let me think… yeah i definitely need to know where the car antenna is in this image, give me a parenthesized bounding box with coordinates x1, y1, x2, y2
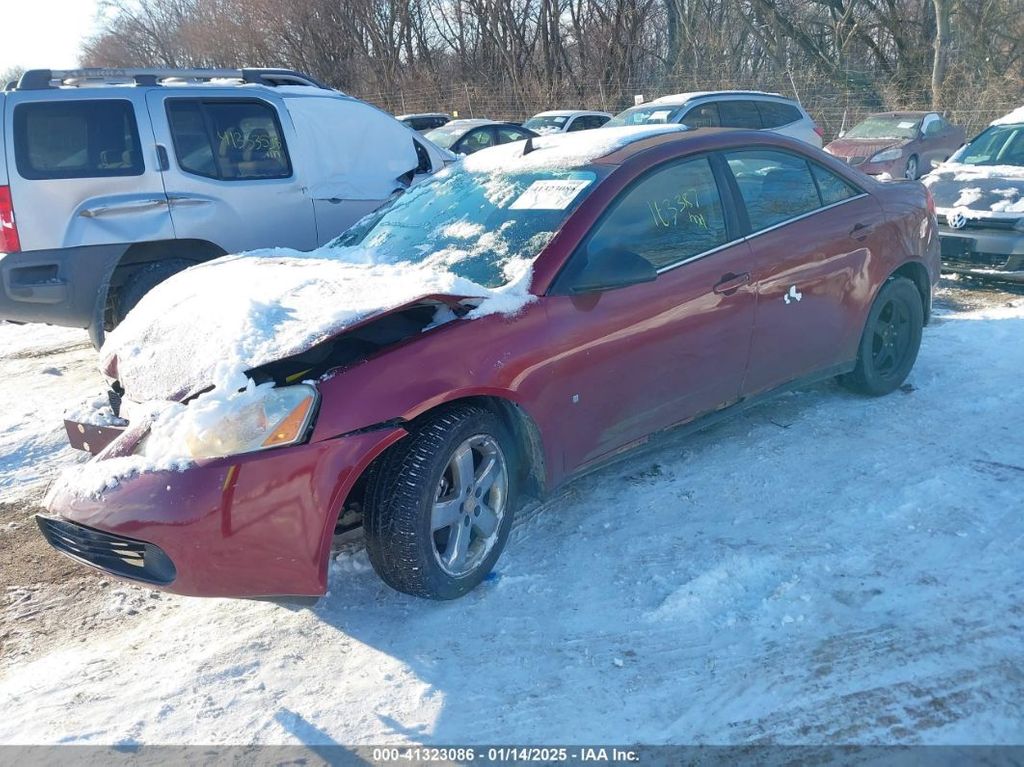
(522, 137, 536, 155)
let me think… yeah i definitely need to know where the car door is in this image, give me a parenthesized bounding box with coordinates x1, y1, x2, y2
(146, 92, 318, 253)
(540, 154, 756, 472)
(722, 148, 884, 396)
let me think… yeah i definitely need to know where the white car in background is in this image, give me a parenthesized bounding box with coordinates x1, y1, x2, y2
(523, 110, 612, 135)
(606, 90, 823, 147)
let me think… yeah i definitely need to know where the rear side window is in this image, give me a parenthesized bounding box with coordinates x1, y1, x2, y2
(726, 149, 860, 231)
(811, 164, 859, 206)
(756, 101, 803, 128)
(166, 99, 291, 181)
(587, 157, 729, 269)
(13, 100, 143, 180)
(717, 101, 763, 129)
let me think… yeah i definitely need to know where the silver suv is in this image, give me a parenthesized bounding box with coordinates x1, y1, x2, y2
(606, 90, 824, 147)
(0, 68, 453, 346)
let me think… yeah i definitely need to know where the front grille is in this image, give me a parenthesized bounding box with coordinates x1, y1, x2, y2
(36, 515, 176, 585)
(938, 214, 1018, 231)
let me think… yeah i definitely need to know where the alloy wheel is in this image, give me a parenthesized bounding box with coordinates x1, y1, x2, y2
(870, 297, 912, 377)
(431, 434, 508, 577)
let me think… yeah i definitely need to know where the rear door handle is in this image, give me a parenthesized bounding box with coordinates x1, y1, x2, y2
(850, 222, 875, 241)
(713, 272, 751, 295)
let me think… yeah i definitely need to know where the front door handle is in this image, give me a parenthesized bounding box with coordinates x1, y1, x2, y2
(850, 222, 874, 241)
(713, 272, 751, 295)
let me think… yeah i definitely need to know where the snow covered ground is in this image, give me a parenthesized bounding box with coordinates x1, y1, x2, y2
(0, 284, 1022, 745)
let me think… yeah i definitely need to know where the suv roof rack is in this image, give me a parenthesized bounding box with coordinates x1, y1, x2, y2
(16, 67, 332, 91)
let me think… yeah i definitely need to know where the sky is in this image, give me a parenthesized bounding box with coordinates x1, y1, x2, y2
(0, 0, 105, 74)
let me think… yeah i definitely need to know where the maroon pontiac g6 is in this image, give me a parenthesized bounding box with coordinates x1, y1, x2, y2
(39, 126, 940, 600)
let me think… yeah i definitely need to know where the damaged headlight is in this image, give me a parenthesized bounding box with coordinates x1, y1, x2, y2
(139, 383, 319, 461)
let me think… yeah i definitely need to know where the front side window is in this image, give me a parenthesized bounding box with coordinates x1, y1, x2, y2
(680, 103, 720, 129)
(459, 128, 496, 153)
(717, 101, 763, 129)
(585, 157, 729, 270)
(14, 100, 143, 180)
(166, 99, 291, 181)
(811, 164, 859, 206)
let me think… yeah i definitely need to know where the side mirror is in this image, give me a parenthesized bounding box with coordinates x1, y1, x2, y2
(930, 158, 943, 169)
(569, 247, 657, 294)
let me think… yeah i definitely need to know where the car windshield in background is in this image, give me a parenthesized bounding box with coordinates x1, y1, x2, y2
(334, 165, 609, 287)
(524, 116, 568, 131)
(845, 116, 920, 140)
(606, 105, 680, 127)
(950, 124, 1024, 167)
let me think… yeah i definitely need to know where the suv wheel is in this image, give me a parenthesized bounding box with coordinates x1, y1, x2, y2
(904, 155, 919, 180)
(112, 259, 193, 327)
(841, 277, 923, 396)
(363, 405, 517, 599)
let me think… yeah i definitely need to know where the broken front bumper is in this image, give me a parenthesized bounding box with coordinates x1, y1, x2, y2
(41, 423, 406, 598)
(938, 223, 1024, 281)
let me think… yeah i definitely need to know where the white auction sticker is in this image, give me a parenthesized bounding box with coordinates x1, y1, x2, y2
(509, 179, 593, 210)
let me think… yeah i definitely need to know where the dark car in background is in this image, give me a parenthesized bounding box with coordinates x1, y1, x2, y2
(41, 126, 938, 601)
(825, 111, 965, 180)
(398, 112, 451, 132)
(424, 119, 537, 154)
(923, 107, 1024, 281)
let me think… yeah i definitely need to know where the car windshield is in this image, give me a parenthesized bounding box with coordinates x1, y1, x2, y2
(950, 123, 1024, 167)
(524, 115, 568, 131)
(424, 125, 476, 150)
(333, 164, 608, 287)
(845, 116, 921, 140)
(606, 104, 681, 127)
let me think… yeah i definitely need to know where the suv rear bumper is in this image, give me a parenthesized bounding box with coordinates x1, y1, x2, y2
(0, 244, 125, 330)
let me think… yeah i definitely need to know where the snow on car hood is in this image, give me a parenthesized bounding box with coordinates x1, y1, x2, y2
(923, 162, 1024, 216)
(102, 249, 534, 403)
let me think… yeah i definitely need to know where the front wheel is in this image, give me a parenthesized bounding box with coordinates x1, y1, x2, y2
(363, 405, 517, 599)
(841, 277, 923, 396)
(904, 155, 919, 180)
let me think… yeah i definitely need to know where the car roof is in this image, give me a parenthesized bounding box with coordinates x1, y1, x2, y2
(864, 110, 932, 119)
(532, 110, 611, 118)
(397, 112, 450, 120)
(650, 89, 788, 105)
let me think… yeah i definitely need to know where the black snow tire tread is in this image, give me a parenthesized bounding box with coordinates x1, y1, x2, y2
(114, 259, 194, 326)
(841, 276, 923, 396)
(363, 404, 517, 600)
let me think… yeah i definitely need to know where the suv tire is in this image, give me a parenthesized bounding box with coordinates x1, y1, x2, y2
(112, 259, 193, 327)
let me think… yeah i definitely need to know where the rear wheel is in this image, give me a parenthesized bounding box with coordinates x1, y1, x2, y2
(841, 277, 923, 396)
(364, 405, 517, 599)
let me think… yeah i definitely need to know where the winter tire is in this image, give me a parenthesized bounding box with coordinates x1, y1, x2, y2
(113, 259, 193, 327)
(841, 276, 923, 396)
(364, 404, 517, 599)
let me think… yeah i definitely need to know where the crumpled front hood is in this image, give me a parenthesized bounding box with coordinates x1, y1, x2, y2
(923, 163, 1024, 215)
(101, 251, 531, 404)
(825, 137, 907, 161)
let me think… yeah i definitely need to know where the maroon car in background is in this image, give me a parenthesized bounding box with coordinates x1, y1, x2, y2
(39, 127, 940, 601)
(825, 111, 965, 180)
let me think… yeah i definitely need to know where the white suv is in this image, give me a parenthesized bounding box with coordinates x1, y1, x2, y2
(0, 67, 453, 346)
(606, 90, 823, 147)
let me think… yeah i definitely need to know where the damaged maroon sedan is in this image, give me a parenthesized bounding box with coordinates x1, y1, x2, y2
(39, 126, 940, 600)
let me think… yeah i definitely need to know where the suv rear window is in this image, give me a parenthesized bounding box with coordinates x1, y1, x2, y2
(756, 101, 803, 128)
(167, 99, 291, 181)
(13, 100, 143, 180)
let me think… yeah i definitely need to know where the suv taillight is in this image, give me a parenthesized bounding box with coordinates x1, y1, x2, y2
(0, 186, 20, 253)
